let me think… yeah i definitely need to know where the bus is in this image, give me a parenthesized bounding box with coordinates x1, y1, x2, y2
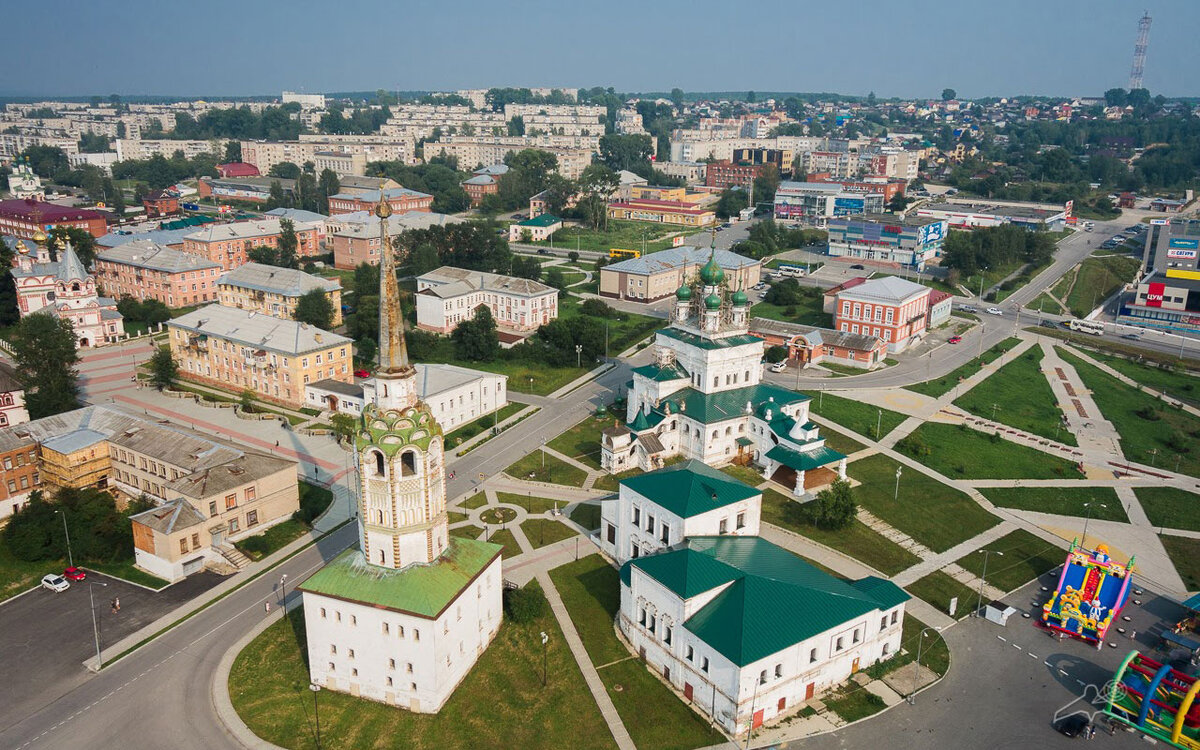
(777, 264, 806, 278)
(609, 248, 641, 260)
(1068, 319, 1105, 336)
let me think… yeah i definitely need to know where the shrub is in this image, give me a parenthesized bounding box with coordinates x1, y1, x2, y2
(896, 435, 931, 457)
(503, 585, 547, 623)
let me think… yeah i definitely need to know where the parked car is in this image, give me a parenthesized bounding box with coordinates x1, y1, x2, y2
(1054, 714, 1089, 738)
(1120, 333, 1140, 340)
(769, 361, 788, 373)
(850, 264, 865, 270)
(63, 566, 86, 581)
(986, 307, 1003, 316)
(353, 369, 371, 379)
(41, 574, 70, 593)
(948, 336, 962, 344)
(958, 305, 977, 313)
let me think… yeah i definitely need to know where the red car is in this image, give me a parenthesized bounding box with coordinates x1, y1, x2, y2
(354, 369, 371, 379)
(64, 566, 86, 581)
(948, 336, 962, 344)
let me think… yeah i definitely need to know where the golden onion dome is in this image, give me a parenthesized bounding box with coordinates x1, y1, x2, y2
(31, 229, 47, 244)
(375, 198, 393, 219)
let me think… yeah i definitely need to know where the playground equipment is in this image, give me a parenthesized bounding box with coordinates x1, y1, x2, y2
(1105, 651, 1200, 749)
(1041, 541, 1135, 648)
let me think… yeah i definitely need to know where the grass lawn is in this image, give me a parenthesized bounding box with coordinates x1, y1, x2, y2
(962, 261, 1025, 302)
(458, 492, 488, 510)
(548, 556, 726, 750)
(820, 426, 866, 455)
(593, 467, 640, 493)
(979, 486, 1127, 522)
(448, 511, 469, 524)
(472, 359, 586, 396)
(897, 422, 1083, 480)
(760, 489, 920, 576)
(750, 295, 831, 328)
(1049, 254, 1141, 319)
(521, 518, 578, 549)
(0, 543, 64, 601)
(504, 450, 590, 487)
(551, 219, 680, 255)
(953, 529, 1063, 593)
(1135, 488, 1200, 532)
(906, 571, 980, 619)
(557, 295, 662, 356)
(444, 401, 527, 447)
(235, 519, 311, 562)
(952, 347, 1077, 445)
(496, 492, 565, 515)
(86, 560, 170, 589)
(864, 614, 950, 683)
(547, 416, 607, 470)
(718, 463, 765, 486)
(449, 525, 483, 540)
(481, 527, 522, 558)
(1161, 535, 1200, 590)
(906, 337, 1022, 398)
(1058, 347, 1200, 478)
(1087, 351, 1200, 408)
(847, 453, 999, 553)
(229, 593, 618, 750)
(810, 392, 907, 441)
(823, 685, 887, 723)
(568, 503, 601, 530)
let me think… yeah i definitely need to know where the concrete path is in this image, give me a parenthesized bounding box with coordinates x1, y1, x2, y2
(1038, 341, 1122, 455)
(892, 522, 1015, 588)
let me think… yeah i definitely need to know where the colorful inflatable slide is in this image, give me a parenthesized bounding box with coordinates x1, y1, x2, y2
(1106, 651, 1200, 749)
(1040, 542, 1134, 647)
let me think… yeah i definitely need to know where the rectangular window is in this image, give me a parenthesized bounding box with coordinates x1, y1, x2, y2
(247, 510, 258, 527)
(701, 657, 709, 673)
(179, 538, 189, 554)
(891, 611, 898, 625)
(736, 512, 745, 530)
(719, 518, 728, 534)
(229, 517, 239, 533)
(245, 486, 256, 502)
(209, 501, 217, 517)
(225, 493, 237, 510)
(664, 626, 673, 645)
(192, 533, 200, 548)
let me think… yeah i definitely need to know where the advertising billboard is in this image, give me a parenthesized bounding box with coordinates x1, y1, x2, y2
(918, 221, 946, 245)
(1167, 248, 1198, 260)
(1169, 238, 1199, 250)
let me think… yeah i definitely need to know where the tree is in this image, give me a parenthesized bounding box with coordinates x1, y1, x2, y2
(5, 487, 137, 564)
(808, 479, 856, 530)
(452, 305, 499, 362)
(507, 115, 525, 136)
(580, 298, 616, 318)
(224, 141, 242, 162)
(239, 389, 256, 413)
(941, 88, 957, 101)
(331, 413, 357, 441)
(0, 238, 20, 326)
(408, 242, 441, 276)
(265, 179, 290, 210)
(317, 169, 340, 214)
(765, 345, 789, 363)
(598, 133, 653, 172)
(269, 161, 301, 180)
(670, 88, 685, 107)
(48, 226, 97, 267)
(353, 262, 380, 298)
(578, 163, 620, 230)
(886, 193, 910, 212)
(277, 218, 299, 269)
(510, 255, 542, 281)
(346, 295, 379, 343)
(715, 188, 749, 219)
(294, 289, 335, 329)
(10, 314, 79, 419)
(148, 345, 178, 391)
(545, 267, 568, 293)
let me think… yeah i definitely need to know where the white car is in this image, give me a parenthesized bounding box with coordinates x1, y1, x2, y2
(41, 574, 70, 593)
(986, 307, 1003, 316)
(769, 361, 788, 373)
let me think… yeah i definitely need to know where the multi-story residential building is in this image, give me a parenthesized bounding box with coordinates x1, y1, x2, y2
(311, 150, 368, 176)
(330, 211, 464, 269)
(264, 208, 330, 247)
(773, 182, 885, 225)
(0, 133, 79, 158)
(282, 91, 326, 109)
(599, 245, 762, 303)
(115, 138, 222, 161)
(169, 303, 353, 407)
(217, 262, 343, 327)
(241, 137, 415, 175)
(197, 176, 296, 205)
(654, 160, 707, 185)
(826, 214, 947, 270)
(11, 232, 124, 347)
(731, 148, 794, 175)
(142, 189, 180, 218)
(0, 363, 29, 430)
(95, 240, 223, 307)
(422, 138, 593, 179)
(415, 266, 558, 335)
(182, 218, 320, 270)
(327, 187, 433, 216)
(460, 164, 508, 207)
(0, 199, 108, 239)
(619, 534, 908, 738)
(833, 276, 932, 353)
(0, 431, 40, 521)
(67, 151, 120, 175)
(598, 461, 762, 564)
(705, 160, 768, 191)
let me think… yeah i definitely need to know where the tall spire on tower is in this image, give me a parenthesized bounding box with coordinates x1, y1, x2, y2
(375, 194, 411, 375)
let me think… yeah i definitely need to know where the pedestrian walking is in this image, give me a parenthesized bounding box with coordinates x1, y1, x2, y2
(114, 596, 120, 612)
(265, 601, 271, 614)
(275, 440, 279, 448)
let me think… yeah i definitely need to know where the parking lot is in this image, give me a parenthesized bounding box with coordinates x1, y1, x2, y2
(0, 569, 221, 732)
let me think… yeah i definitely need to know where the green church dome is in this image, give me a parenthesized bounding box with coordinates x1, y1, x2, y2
(705, 293, 722, 310)
(731, 288, 748, 306)
(699, 254, 725, 285)
(676, 284, 692, 301)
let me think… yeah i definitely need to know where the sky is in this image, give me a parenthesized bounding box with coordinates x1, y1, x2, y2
(3, 0, 1198, 99)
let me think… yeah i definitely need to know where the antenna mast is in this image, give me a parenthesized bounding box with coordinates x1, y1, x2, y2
(1128, 11, 1152, 91)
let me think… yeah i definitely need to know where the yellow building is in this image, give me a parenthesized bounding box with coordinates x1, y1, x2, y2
(607, 196, 716, 227)
(627, 185, 709, 205)
(169, 303, 353, 408)
(216, 262, 344, 327)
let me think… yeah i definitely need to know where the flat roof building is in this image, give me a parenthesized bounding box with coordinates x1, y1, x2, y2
(826, 214, 948, 270)
(915, 200, 1068, 231)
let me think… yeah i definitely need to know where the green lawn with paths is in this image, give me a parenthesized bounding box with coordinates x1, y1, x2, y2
(750, 294, 831, 328)
(810, 392, 907, 441)
(547, 555, 726, 750)
(1087, 351, 1200, 408)
(444, 401, 527, 447)
(847, 453, 999, 552)
(1135, 488, 1200, 532)
(760, 489, 920, 576)
(235, 519, 310, 562)
(953, 529, 1063, 593)
(568, 503, 601, 531)
(521, 518, 578, 549)
(504, 450, 589, 487)
(228, 595, 617, 750)
(495, 492, 565, 515)
(546, 416, 607, 470)
(449, 525, 483, 540)
(551, 220, 681, 255)
(979, 486, 1127, 522)
(1058, 347, 1200, 478)
(818, 426, 866, 455)
(557, 295, 662, 356)
(481, 527, 521, 559)
(458, 492, 488, 510)
(898, 422, 1084, 480)
(863, 614, 950, 682)
(1160, 535, 1200, 590)
(906, 571, 980, 619)
(952, 347, 1077, 445)
(905, 337, 1022, 398)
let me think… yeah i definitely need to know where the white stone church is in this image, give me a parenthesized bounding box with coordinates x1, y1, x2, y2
(600, 249, 846, 496)
(299, 198, 502, 714)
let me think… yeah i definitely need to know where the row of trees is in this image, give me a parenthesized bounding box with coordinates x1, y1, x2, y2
(170, 105, 302, 141)
(366, 158, 470, 214)
(5, 487, 152, 564)
(733, 220, 826, 260)
(940, 224, 1056, 278)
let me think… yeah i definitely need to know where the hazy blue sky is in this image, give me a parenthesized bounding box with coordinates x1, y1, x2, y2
(4, 0, 1197, 98)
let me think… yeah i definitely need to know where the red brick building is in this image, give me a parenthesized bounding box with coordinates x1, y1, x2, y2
(832, 276, 931, 353)
(182, 219, 320, 271)
(705, 161, 767, 191)
(0, 434, 41, 521)
(462, 174, 499, 207)
(0, 199, 108, 239)
(327, 187, 433, 216)
(143, 189, 181, 218)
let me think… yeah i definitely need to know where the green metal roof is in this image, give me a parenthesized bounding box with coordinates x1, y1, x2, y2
(765, 443, 846, 472)
(735, 436, 754, 447)
(622, 536, 909, 666)
(631, 361, 690, 383)
(619, 459, 760, 518)
(658, 382, 808, 426)
(658, 327, 764, 351)
(518, 213, 562, 227)
(298, 539, 501, 619)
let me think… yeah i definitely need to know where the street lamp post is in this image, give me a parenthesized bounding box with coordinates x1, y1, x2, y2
(575, 344, 583, 368)
(540, 631, 549, 687)
(875, 409, 882, 440)
(975, 550, 1003, 616)
(1146, 448, 1159, 467)
(1081, 502, 1107, 549)
(894, 466, 902, 501)
(909, 627, 939, 704)
(310, 683, 322, 750)
(56, 509, 74, 568)
(279, 573, 289, 609)
(990, 403, 1002, 422)
(89, 580, 108, 670)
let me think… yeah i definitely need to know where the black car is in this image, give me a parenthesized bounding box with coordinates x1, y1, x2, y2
(1054, 713, 1089, 738)
(850, 264, 865, 270)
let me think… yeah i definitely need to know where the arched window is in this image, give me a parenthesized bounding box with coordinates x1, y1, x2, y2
(724, 427, 731, 436)
(711, 430, 718, 440)
(400, 450, 417, 477)
(371, 451, 385, 477)
(72, 282, 81, 292)
(379, 549, 385, 564)
(376, 509, 384, 524)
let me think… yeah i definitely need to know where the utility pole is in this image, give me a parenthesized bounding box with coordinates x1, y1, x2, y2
(56, 509, 74, 568)
(975, 550, 1003, 616)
